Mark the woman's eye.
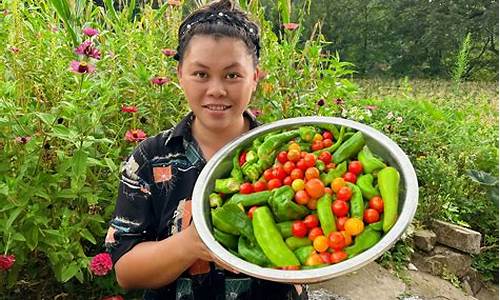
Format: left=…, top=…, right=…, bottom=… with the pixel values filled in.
left=226, top=73, right=241, bottom=79
left=193, top=72, right=207, bottom=78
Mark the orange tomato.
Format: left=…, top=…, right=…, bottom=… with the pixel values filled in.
left=313, top=235, right=329, bottom=252
left=330, top=251, right=348, bottom=264
left=331, top=177, right=346, bottom=193
left=287, top=149, right=301, bottom=162
left=288, top=143, right=301, bottom=152
left=344, top=218, right=364, bottom=236
left=305, top=167, right=320, bottom=180
left=341, top=231, right=352, bottom=246
left=307, top=198, right=318, bottom=210
left=305, top=178, right=325, bottom=199
left=305, top=252, right=324, bottom=266
left=294, top=190, right=310, bottom=205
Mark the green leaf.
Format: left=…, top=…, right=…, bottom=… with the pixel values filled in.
left=104, top=157, right=117, bottom=172
left=61, top=262, right=80, bottom=282
left=488, top=185, right=499, bottom=207
left=26, top=227, right=39, bottom=250
left=466, top=170, right=498, bottom=186
left=6, top=207, right=23, bottom=229
left=35, top=112, right=56, bottom=125
left=79, top=228, right=96, bottom=244
left=51, top=125, right=78, bottom=141
left=12, top=232, right=26, bottom=242
left=71, top=149, right=88, bottom=191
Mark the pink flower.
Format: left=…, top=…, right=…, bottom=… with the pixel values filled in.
left=125, top=129, right=147, bottom=143
left=121, top=105, right=138, bottom=113
left=102, top=296, right=124, bottom=300
left=167, top=0, right=182, bottom=6
left=249, top=108, right=262, bottom=117
left=15, top=136, right=32, bottom=144
left=365, top=105, right=377, bottom=111
left=150, top=76, right=170, bottom=86
left=2, top=10, right=8, bottom=16
left=69, top=60, right=95, bottom=74
left=0, top=255, right=15, bottom=271
left=83, top=27, right=99, bottom=37
left=75, top=40, right=101, bottom=59
left=334, top=98, right=345, bottom=105
left=10, top=47, right=19, bottom=54
left=89, top=253, right=112, bottom=276
left=283, top=23, right=299, bottom=31
left=161, top=48, right=177, bottom=57
left=50, top=25, right=59, bottom=32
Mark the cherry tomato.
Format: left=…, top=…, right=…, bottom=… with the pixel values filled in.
left=263, top=169, right=274, bottom=181
left=294, top=190, right=310, bottom=205
left=290, top=168, right=304, bottom=181
left=318, top=151, right=332, bottom=164
left=291, top=178, right=305, bottom=191
left=287, top=149, right=301, bottom=162
left=348, top=160, right=363, bottom=175
left=322, top=131, right=333, bottom=141
left=239, top=151, right=247, bottom=166
left=313, top=235, right=329, bottom=252
left=312, top=133, right=323, bottom=142
left=330, top=251, right=348, bottom=264
left=325, top=162, right=336, bottom=171
left=271, top=166, right=287, bottom=181
left=300, top=151, right=308, bottom=158
left=322, top=139, right=333, bottom=148
left=296, top=159, right=308, bottom=171
left=247, top=206, right=258, bottom=219
left=303, top=214, right=319, bottom=229
left=288, top=143, right=301, bottom=152
left=308, top=227, right=323, bottom=241
left=343, top=172, right=357, bottom=183
left=305, top=252, right=324, bottom=266
left=369, top=196, right=384, bottom=213
left=363, top=208, right=380, bottom=224
left=267, top=178, right=282, bottom=190
left=283, top=161, right=295, bottom=174
left=292, top=221, right=308, bottom=238
left=331, top=200, right=349, bottom=217
left=277, top=151, right=288, bottom=164
left=341, top=231, right=352, bottom=246
left=319, top=252, right=332, bottom=264
left=253, top=180, right=267, bottom=192
left=304, top=153, right=316, bottom=168
left=283, top=176, right=292, bottom=186
left=305, top=167, right=320, bottom=181
left=305, top=178, right=325, bottom=199
left=282, top=265, right=300, bottom=270
left=336, top=186, right=352, bottom=201
left=336, top=216, right=348, bottom=231
left=307, top=198, right=318, bottom=210
left=344, top=218, right=364, bottom=236
left=240, top=182, right=254, bottom=194
left=328, top=231, right=346, bottom=250
left=311, top=140, right=324, bottom=151
left=324, top=187, right=333, bottom=195
left=331, top=177, right=346, bottom=193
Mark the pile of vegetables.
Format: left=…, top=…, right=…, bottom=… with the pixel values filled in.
left=209, top=125, right=400, bottom=270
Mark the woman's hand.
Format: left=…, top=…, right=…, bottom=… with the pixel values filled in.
left=185, top=223, right=213, bottom=261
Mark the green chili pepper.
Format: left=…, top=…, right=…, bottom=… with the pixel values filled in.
left=211, top=203, right=255, bottom=243
left=244, top=150, right=258, bottom=165
left=356, top=174, right=380, bottom=200
left=214, top=178, right=240, bottom=194
left=346, top=182, right=364, bottom=219
left=320, top=161, right=347, bottom=185
left=368, top=220, right=383, bottom=231
left=268, top=186, right=310, bottom=222
left=285, top=236, right=312, bottom=250
left=293, top=245, right=315, bottom=265
left=213, top=227, right=238, bottom=250
left=318, top=124, right=340, bottom=140
left=298, top=126, right=317, bottom=142
left=276, top=221, right=294, bottom=238
left=298, top=142, right=311, bottom=152
left=378, top=166, right=400, bottom=233
left=209, top=193, right=223, bottom=208
left=230, top=148, right=244, bottom=183
left=301, top=264, right=328, bottom=270
left=344, top=227, right=382, bottom=258
left=226, top=191, right=272, bottom=207
left=317, top=193, right=336, bottom=235
left=357, top=146, right=386, bottom=174
left=315, top=160, right=326, bottom=172
left=257, top=130, right=300, bottom=163
left=333, top=131, right=366, bottom=164
left=241, top=162, right=263, bottom=182
left=314, top=126, right=346, bottom=156
left=238, top=236, right=271, bottom=267
left=252, top=206, right=300, bottom=267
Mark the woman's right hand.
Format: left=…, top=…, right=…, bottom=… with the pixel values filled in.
left=185, top=223, right=213, bottom=262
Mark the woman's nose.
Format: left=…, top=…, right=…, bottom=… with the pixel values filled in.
left=206, top=79, right=227, bottom=98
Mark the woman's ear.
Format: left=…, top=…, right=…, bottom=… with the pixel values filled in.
left=252, top=66, right=260, bottom=92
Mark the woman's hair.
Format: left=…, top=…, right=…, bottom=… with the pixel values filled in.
left=174, top=0, right=260, bottom=66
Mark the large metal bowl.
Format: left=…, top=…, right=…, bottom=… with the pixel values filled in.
left=192, top=117, right=418, bottom=283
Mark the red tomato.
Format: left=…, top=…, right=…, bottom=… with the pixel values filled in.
left=239, top=151, right=247, bottom=166
left=324, top=187, right=333, bottom=195
left=292, top=221, right=308, bottom=238
left=283, top=176, right=292, bottom=186
left=336, top=216, right=348, bottom=231
left=272, top=166, right=287, bottom=181
left=305, top=178, right=325, bottom=199
left=287, top=149, right=301, bottom=162
left=253, top=181, right=267, bottom=192
left=283, top=161, right=295, bottom=174
left=325, top=162, right=336, bottom=171
left=336, top=186, right=352, bottom=201
left=328, top=232, right=346, bottom=251
left=263, top=169, right=274, bottom=181
left=369, top=196, right=384, bottom=213
left=294, top=190, right=310, bottom=205
left=308, top=227, right=323, bottom=241
left=307, top=198, right=318, bottom=210
left=364, top=208, right=380, bottom=224
left=348, top=161, right=363, bottom=175
left=318, top=151, right=332, bottom=164
left=330, top=251, right=348, bottom=264
left=343, top=172, right=357, bottom=183
left=296, top=159, right=308, bottom=171
left=239, top=182, right=254, bottom=194
left=303, top=214, right=319, bottom=229
left=319, top=252, right=332, bottom=264
left=322, top=131, right=333, bottom=141
left=303, top=153, right=316, bottom=168
left=290, top=168, right=304, bottom=181
left=331, top=200, right=349, bottom=217
left=267, top=178, right=282, bottom=190
left=305, top=167, right=320, bottom=181
left=247, top=206, right=258, bottom=219
left=277, top=151, right=289, bottom=164
left=311, top=140, right=324, bottom=151
left=322, top=139, right=333, bottom=148
left=300, top=151, right=308, bottom=158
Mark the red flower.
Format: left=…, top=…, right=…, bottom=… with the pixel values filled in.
left=125, top=129, right=147, bottom=143
left=161, top=48, right=177, bottom=57
left=102, top=296, right=124, bottom=300
left=334, top=98, right=345, bottom=105
left=75, top=40, right=101, bottom=59
left=0, top=255, right=15, bottom=271
left=167, top=0, right=182, bottom=6
left=150, top=76, right=170, bottom=86
left=15, top=136, right=32, bottom=144
left=249, top=108, right=262, bottom=117
left=83, top=27, right=99, bottom=37
left=89, top=253, right=112, bottom=276
left=283, top=23, right=299, bottom=31
left=121, top=105, right=138, bottom=113
left=69, top=60, right=95, bottom=74
left=10, top=47, right=19, bottom=54
left=365, top=105, right=377, bottom=111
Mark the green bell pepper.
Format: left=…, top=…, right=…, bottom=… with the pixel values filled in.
left=276, top=221, right=294, bottom=239
left=357, top=146, right=386, bottom=174
left=226, top=191, right=272, bottom=207
left=285, top=236, right=312, bottom=251
left=320, top=161, right=347, bottom=185
left=213, top=227, right=238, bottom=250
left=268, top=186, right=310, bottom=222
left=211, top=203, right=255, bottom=243
left=214, top=178, right=240, bottom=194
left=356, top=174, right=380, bottom=200
left=238, top=236, right=271, bottom=267
left=293, top=245, right=315, bottom=265
left=344, top=227, right=382, bottom=258
left=209, top=193, right=223, bottom=208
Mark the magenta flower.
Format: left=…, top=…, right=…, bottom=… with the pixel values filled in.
left=50, top=25, right=59, bottom=32
left=101, top=296, right=124, bottom=300
left=161, top=48, right=177, bottom=57
left=125, top=129, right=147, bottom=143
left=365, top=105, right=377, bottom=111
left=317, top=99, right=325, bottom=106
left=249, top=108, right=262, bottom=117
left=10, top=47, right=19, bottom=54
left=75, top=40, right=101, bottom=59
left=15, top=136, right=32, bottom=144
left=334, top=98, right=345, bottom=105
left=83, top=27, right=99, bottom=37
left=89, top=253, right=112, bottom=276
left=150, top=76, right=170, bottom=86
left=69, top=60, right=95, bottom=74
left=283, top=23, right=299, bottom=31
left=0, top=255, right=15, bottom=271
left=121, top=105, right=138, bottom=113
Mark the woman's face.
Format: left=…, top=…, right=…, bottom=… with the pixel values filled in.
left=177, top=35, right=258, bottom=133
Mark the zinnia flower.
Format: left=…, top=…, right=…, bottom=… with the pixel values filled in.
left=0, top=255, right=15, bottom=271
left=10, top=47, right=19, bottom=54
left=249, top=108, right=262, bottom=117
left=89, top=253, right=112, bottom=276
left=283, top=23, right=299, bottom=31
left=365, top=105, right=377, bottom=111
left=317, top=99, right=325, bottom=106
left=15, top=136, right=32, bottom=144
left=75, top=40, right=101, bottom=59
left=334, top=98, right=345, bottom=105
left=161, top=48, right=177, bottom=57
left=2, top=10, right=8, bottom=16
left=167, top=0, right=182, bottom=6
left=121, top=105, right=138, bottom=113
left=83, top=27, right=99, bottom=37
left=102, top=296, right=124, bottom=300
left=125, top=129, right=147, bottom=143
left=150, top=76, right=170, bottom=86
left=69, top=60, right=95, bottom=74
